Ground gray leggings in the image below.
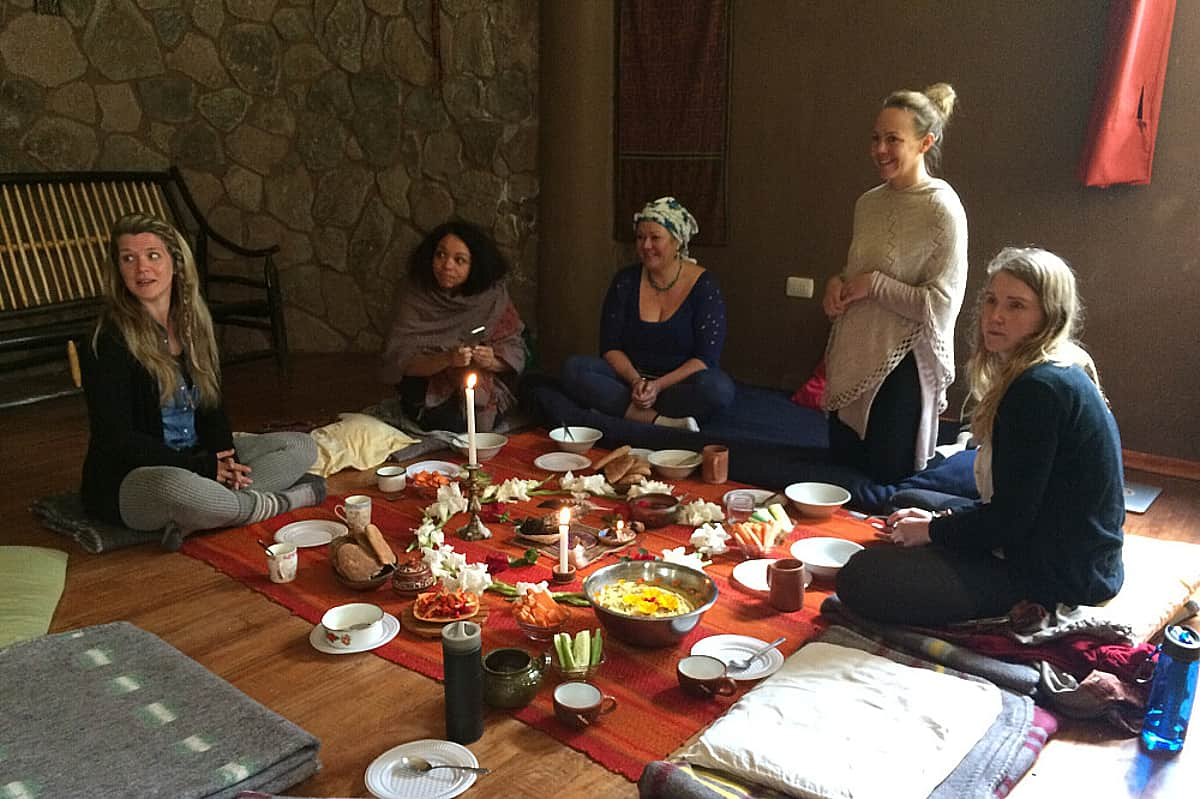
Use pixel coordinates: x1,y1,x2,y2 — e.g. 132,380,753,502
118,432,317,532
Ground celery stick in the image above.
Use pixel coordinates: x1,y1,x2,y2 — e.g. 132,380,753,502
589,628,603,665
573,629,590,669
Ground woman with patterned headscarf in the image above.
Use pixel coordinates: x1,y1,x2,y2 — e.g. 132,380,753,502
80,213,323,550
562,196,734,431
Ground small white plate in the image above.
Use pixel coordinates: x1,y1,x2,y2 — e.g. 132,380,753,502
691,634,785,681
406,460,462,478
533,452,592,472
274,519,346,548
310,613,400,655
365,738,480,799
730,558,813,595
722,488,775,509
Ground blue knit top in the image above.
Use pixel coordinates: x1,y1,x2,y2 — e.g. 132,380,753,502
598,264,727,375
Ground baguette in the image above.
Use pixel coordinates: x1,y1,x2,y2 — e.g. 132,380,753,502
363,523,396,566
593,444,632,472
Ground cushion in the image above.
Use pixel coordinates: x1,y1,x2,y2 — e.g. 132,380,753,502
31,493,158,553
0,546,68,647
1080,534,1200,643
682,639,1002,799
308,412,420,476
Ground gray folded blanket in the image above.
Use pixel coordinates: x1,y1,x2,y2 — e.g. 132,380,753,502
0,622,320,799
31,492,158,553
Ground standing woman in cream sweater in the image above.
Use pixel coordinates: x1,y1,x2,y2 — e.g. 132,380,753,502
822,83,968,484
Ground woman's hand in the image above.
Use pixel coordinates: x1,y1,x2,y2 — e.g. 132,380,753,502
879,507,932,547
823,276,846,318
469,344,499,371
448,346,473,368
631,378,658,409
839,272,875,306
216,449,253,489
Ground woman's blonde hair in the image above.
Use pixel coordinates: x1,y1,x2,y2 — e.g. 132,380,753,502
883,82,957,172
966,247,1102,443
93,212,221,407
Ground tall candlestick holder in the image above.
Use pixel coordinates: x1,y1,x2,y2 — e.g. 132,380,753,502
455,463,492,541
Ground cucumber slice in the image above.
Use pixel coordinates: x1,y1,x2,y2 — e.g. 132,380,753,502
554,632,575,670
767,503,794,532
750,509,773,523
573,629,590,668
589,628,603,665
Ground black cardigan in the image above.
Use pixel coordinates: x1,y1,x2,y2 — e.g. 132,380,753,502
80,326,233,525
930,362,1125,608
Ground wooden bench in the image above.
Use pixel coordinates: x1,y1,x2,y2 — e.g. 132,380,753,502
0,168,287,407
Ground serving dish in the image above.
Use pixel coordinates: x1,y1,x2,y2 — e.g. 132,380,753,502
789,537,864,579
583,560,718,648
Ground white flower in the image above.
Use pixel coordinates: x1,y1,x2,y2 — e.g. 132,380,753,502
428,482,468,523
481,477,541,504
627,480,673,498
690,523,731,556
661,546,710,572
572,543,589,569
516,580,551,596
445,562,493,594
413,519,445,550
560,471,614,497
677,499,725,526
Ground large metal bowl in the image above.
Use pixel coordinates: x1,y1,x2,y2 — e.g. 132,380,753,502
583,560,719,648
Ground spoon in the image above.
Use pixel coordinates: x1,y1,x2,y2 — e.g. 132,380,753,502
395,754,490,776
726,636,786,672
561,423,575,441
255,539,275,553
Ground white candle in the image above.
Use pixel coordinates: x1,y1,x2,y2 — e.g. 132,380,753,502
558,506,571,573
465,373,478,465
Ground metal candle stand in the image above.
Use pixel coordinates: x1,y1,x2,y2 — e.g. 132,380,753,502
455,463,492,541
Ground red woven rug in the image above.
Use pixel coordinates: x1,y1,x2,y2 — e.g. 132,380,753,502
181,430,877,781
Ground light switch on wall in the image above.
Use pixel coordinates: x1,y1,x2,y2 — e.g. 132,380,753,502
786,276,814,298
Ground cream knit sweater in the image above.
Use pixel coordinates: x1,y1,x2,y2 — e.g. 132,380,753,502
823,178,969,472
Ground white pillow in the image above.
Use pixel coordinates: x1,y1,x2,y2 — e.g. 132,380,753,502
683,642,1002,799
308,413,419,476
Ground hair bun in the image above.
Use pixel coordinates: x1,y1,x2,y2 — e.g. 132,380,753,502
923,83,957,123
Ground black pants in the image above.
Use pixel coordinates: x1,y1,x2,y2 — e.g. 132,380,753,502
836,545,1025,626
399,377,467,432
829,352,922,485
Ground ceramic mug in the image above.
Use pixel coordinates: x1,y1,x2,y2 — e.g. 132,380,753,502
334,494,372,535
677,654,737,698
375,465,406,493
553,681,617,729
266,542,298,583
767,557,807,612
482,647,545,709
701,445,729,484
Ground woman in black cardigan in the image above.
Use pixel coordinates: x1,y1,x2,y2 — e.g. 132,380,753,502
81,213,322,550
837,247,1125,624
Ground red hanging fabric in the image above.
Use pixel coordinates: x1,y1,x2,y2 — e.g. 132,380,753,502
1078,0,1176,187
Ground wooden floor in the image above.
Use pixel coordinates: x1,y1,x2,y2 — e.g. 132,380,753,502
3,353,1198,799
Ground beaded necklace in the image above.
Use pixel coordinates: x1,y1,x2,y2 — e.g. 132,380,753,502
645,257,684,293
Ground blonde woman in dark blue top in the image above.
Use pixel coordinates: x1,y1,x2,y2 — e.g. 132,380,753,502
837,247,1125,624
562,197,734,432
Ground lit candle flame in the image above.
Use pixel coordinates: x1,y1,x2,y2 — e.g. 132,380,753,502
616,519,624,532
466,373,477,389
558,506,571,527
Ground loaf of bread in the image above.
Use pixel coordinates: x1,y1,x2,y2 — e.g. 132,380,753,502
333,540,380,581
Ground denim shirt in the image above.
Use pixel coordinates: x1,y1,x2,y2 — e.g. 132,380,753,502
161,375,199,451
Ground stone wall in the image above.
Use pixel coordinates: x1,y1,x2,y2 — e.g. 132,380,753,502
0,0,539,356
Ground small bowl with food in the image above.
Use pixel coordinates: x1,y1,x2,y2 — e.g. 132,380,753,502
450,432,508,463
784,481,852,518
627,493,680,529
549,426,603,454
648,449,702,480
406,460,461,499
583,560,718,648
512,589,572,641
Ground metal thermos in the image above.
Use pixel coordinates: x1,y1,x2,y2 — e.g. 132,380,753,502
1141,624,1200,754
442,620,484,744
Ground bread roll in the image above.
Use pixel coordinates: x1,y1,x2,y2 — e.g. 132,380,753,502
604,454,636,483
593,445,632,471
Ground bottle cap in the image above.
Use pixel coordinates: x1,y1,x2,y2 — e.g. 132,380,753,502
1163,625,1200,663
442,620,481,653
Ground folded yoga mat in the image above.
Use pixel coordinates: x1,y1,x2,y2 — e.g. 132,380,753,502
0,622,320,799
0,546,67,647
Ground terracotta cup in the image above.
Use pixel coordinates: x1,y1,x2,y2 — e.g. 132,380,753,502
701,445,729,484
553,681,617,729
677,654,737,698
767,558,807,612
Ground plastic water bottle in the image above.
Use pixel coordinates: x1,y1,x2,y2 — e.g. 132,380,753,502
1141,625,1200,754
442,620,484,744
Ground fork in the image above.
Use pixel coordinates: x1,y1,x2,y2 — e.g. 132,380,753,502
726,636,786,672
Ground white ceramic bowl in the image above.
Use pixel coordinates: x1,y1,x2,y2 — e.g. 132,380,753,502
450,432,508,462
789,537,864,580
648,449,702,480
784,481,852,518
319,602,385,648
549,426,603,454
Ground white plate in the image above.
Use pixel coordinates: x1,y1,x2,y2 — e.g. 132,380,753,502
691,634,785,681
406,460,462,478
274,519,346,548
365,738,479,799
730,558,813,595
309,613,400,655
721,488,775,509
533,452,592,472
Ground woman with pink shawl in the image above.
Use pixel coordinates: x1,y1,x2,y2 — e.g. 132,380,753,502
379,221,526,431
